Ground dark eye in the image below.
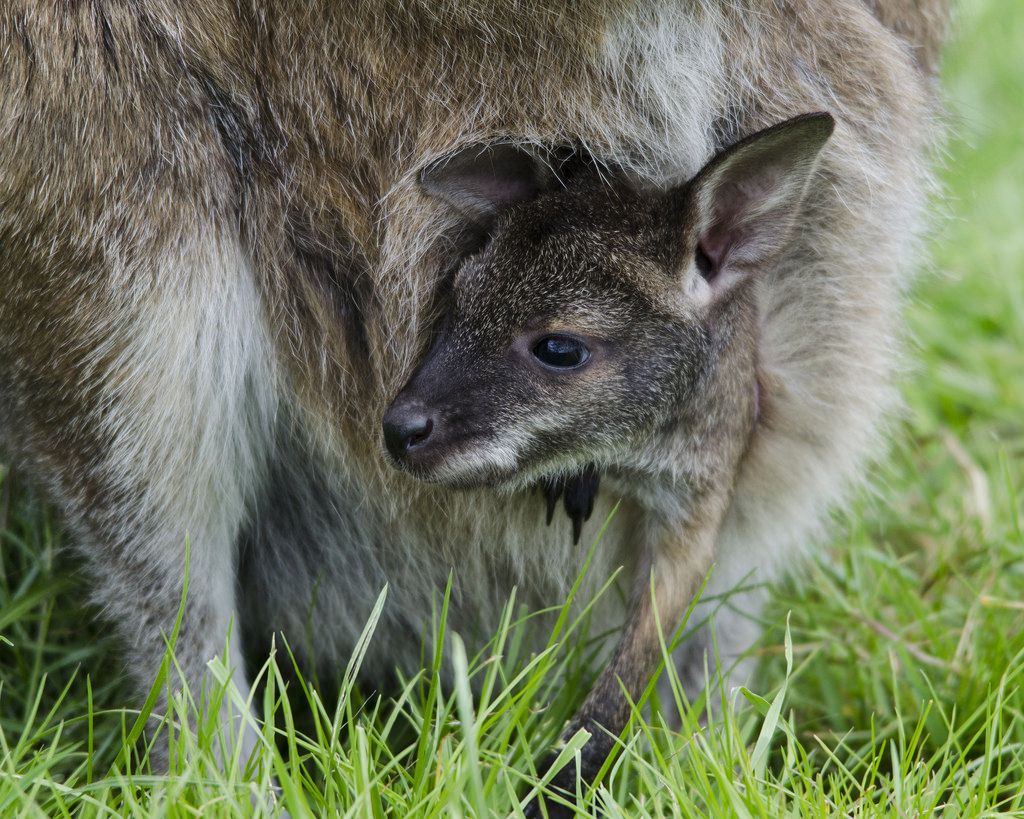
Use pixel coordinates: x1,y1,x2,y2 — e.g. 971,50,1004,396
532,335,590,369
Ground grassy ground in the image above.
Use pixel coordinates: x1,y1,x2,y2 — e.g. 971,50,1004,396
2,1,1022,815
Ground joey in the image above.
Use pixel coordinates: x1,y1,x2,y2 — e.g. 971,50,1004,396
387,113,835,811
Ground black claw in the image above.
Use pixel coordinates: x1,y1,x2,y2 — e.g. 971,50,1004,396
523,733,608,818
563,464,600,543
542,476,563,525
535,465,601,544
524,751,579,819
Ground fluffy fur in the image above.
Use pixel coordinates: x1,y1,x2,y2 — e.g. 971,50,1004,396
0,0,946,789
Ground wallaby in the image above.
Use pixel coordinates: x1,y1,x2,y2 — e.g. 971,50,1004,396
0,0,945,809
387,113,835,807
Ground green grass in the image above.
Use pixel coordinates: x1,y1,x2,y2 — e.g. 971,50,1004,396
2,0,1023,815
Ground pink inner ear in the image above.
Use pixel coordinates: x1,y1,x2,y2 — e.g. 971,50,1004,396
699,179,759,280
469,174,540,207
699,224,732,279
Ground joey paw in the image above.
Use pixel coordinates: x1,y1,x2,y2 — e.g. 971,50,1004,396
537,464,601,544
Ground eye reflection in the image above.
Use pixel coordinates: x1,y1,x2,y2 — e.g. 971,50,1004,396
532,335,590,369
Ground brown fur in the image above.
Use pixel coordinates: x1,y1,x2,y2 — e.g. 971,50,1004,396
0,0,947,806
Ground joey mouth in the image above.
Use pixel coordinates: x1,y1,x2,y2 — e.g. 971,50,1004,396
381,387,602,498
381,405,604,541
383,435,523,488
381,392,527,488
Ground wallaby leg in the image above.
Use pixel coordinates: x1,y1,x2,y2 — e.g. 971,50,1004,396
525,503,724,817
84,503,259,770
2,233,275,771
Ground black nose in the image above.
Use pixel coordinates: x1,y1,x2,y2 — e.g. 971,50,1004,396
383,405,435,461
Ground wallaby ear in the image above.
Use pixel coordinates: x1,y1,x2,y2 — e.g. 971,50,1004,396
683,112,835,289
420,143,551,228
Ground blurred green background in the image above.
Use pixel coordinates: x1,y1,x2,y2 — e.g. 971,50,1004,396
911,0,1023,433
756,0,1024,787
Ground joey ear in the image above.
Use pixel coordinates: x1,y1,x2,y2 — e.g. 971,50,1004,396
420,143,551,228
682,112,835,288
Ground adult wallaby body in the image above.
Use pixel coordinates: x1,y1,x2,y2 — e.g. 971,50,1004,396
0,0,945,805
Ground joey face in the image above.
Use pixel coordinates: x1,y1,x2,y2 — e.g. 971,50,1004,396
384,185,709,488
383,114,835,490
